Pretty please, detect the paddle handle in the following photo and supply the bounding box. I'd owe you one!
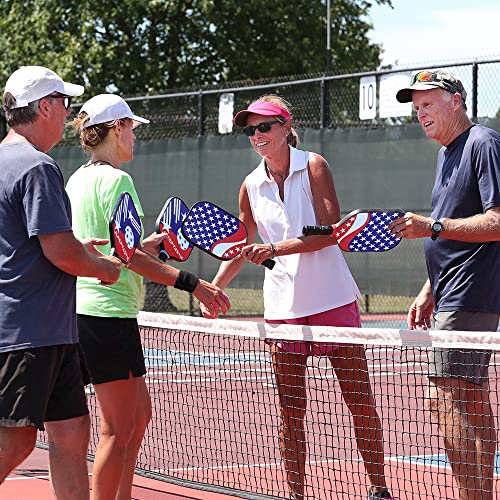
[262,259,275,270]
[302,225,334,236]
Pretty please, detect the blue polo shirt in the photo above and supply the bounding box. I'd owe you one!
[424,124,500,313]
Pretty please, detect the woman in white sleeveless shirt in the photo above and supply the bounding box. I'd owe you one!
[201,96,393,500]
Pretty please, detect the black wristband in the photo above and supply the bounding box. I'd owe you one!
[174,270,199,293]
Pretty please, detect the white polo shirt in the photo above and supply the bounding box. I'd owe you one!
[245,146,361,320]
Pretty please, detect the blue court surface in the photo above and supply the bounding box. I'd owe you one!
[393,453,500,475]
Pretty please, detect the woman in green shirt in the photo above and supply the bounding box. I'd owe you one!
[67,94,230,500]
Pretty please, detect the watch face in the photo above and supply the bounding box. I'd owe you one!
[432,221,443,232]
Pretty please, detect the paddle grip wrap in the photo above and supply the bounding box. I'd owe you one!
[262,259,275,270]
[302,225,333,236]
[174,270,199,293]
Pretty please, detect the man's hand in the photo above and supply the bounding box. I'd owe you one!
[80,237,109,255]
[408,282,434,330]
[388,212,432,239]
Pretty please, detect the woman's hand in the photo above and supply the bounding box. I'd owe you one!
[141,232,170,255]
[241,243,275,266]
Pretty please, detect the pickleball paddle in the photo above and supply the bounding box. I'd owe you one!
[155,197,193,262]
[109,192,142,264]
[181,201,275,270]
[302,209,403,252]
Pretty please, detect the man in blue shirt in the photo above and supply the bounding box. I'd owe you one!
[390,70,500,500]
[0,66,121,499]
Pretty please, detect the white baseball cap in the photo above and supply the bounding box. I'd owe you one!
[80,94,150,128]
[4,66,84,109]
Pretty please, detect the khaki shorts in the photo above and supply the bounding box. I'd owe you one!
[428,311,499,385]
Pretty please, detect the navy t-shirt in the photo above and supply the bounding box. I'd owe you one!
[424,125,500,313]
[0,142,77,352]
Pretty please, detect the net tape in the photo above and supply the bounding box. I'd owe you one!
[138,311,500,350]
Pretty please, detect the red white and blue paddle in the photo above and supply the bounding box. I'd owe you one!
[108,192,142,264]
[302,209,403,252]
[155,197,193,262]
[181,201,275,270]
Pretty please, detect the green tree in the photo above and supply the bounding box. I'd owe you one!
[0,0,392,96]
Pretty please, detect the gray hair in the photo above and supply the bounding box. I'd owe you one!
[2,92,41,127]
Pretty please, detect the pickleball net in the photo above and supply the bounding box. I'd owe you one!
[38,311,500,499]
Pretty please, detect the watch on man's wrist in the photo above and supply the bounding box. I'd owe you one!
[430,219,443,240]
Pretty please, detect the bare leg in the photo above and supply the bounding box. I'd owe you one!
[271,345,308,499]
[115,377,151,500]
[427,377,496,500]
[92,374,151,500]
[0,427,37,483]
[45,414,90,500]
[329,345,387,492]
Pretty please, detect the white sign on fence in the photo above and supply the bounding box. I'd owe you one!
[379,72,413,118]
[359,76,377,120]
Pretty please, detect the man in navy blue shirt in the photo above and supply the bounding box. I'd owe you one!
[390,69,500,500]
[0,67,121,498]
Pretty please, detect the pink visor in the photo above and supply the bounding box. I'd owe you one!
[233,101,291,127]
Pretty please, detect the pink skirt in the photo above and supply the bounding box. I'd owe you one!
[265,301,361,356]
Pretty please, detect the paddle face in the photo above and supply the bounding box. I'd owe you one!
[181,202,275,270]
[335,210,403,252]
[109,192,142,264]
[155,197,193,262]
[181,201,248,260]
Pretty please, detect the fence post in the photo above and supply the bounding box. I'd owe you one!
[320,78,329,128]
[471,62,478,122]
[190,90,206,316]
[198,90,206,136]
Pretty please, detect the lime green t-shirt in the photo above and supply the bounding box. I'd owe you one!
[66,162,144,318]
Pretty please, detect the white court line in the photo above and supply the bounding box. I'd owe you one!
[6,473,93,481]
[147,367,272,376]
[158,456,363,473]
[147,375,273,384]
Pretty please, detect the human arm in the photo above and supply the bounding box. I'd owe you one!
[243,153,340,266]
[38,232,121,284]
[388,207,500,242]
[407,280,434,330]
[127,245,230,315]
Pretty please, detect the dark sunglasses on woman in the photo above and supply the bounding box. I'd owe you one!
[243,120,282,136]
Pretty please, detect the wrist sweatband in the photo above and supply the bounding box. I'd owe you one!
[174,270,199,293]
[269,242,276,258]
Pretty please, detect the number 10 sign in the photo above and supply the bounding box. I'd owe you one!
[359,75,376,120]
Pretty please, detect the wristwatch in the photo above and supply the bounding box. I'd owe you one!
[430,219,443,240]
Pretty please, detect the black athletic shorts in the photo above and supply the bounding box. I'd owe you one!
[77,315,146,385]
[0,344,88,431]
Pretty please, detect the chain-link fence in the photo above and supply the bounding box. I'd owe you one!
[3,58,500,325]
[76,57,500,145]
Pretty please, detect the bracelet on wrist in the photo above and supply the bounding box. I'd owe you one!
[269,242,276,258]
[174,270,199,293]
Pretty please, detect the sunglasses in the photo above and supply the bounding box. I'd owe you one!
[410,71,437,85]
[47,94,72,110]
[243,120,282,137]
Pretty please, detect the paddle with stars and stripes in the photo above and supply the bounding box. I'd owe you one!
[302,209,404,252]
[108,192,142,264]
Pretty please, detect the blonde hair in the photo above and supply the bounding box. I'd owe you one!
[70,113,132,151]
[255,94,299,147]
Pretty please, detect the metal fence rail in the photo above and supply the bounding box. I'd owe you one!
[58,57,500,144]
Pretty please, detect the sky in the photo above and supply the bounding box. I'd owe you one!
[368,0,500,67]
[366,0,500,117]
